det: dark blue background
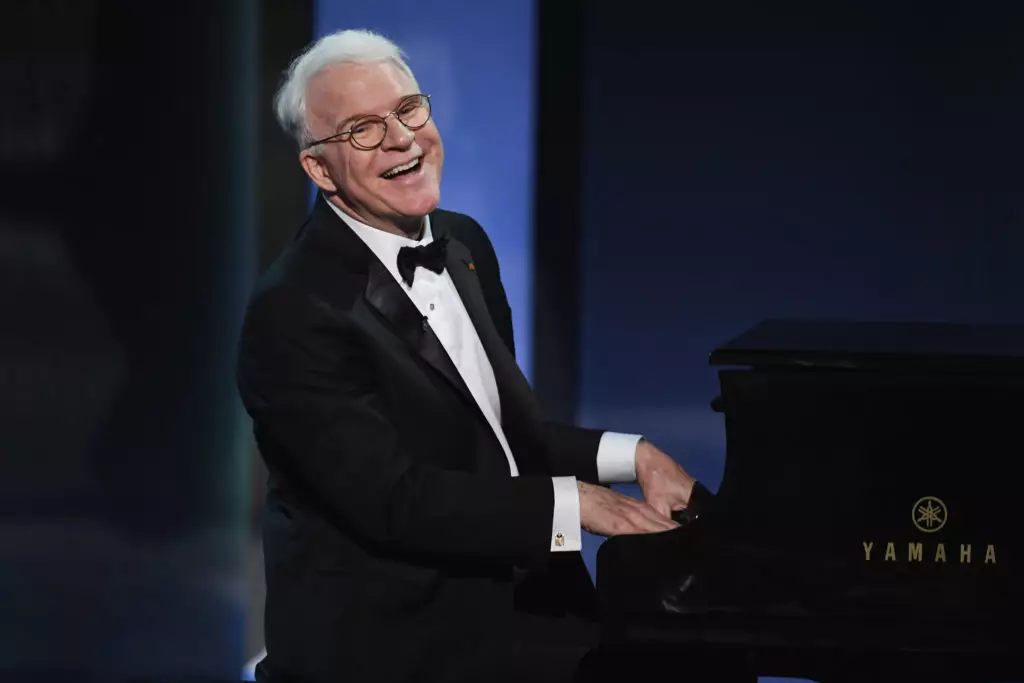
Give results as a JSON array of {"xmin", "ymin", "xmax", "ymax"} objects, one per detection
[
  {"xmin": 574, "ymin": 0, "xmax": 1024, "ymax": 590},
  {"xmin": 575, "ymin": 11, "xmax": 1022, "ymax": 680}
]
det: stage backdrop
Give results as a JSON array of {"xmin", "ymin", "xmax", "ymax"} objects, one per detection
[
  {"xmin": 575, "ymin": 6, "xmax": 1023, "ymax": 682},
  {"xmin": 576, "ymin": 1, "xmax": 1024, "ymax": 547},
  {"xmin": 314, "ymin": 0, "xmax": 537, "ymax": 378}
]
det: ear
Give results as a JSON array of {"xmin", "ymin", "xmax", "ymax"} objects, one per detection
[{"xmin": 299, "ymin": 150, "xmax": 338, "ymax": 194}]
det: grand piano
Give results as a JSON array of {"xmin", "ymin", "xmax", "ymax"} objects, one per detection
[{"xmin": 593, "ymin": 319, "xmax": 1023, "ymax": 683}]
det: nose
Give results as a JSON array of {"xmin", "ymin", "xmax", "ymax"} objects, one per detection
[{"xmin": 380, "ymin": 113, "xmax": 414, "ymax": 151}]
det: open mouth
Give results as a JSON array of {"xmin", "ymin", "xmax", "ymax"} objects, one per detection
[{"xmin": 380, "ymin": 157, "xmax": 422, "ymax": 179}]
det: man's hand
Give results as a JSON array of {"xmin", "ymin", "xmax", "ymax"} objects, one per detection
[
  {"xmin": 635, "ymin": 440, "xmax": 696, "ymax": 520},
  {"xmin": 577, "ymin": 481, "xmax": 679, "ymax": 537}
]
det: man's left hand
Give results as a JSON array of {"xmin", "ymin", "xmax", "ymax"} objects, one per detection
[{"xmin": 635, "ymin": 440, "xmax": 696, "ymax": 520}]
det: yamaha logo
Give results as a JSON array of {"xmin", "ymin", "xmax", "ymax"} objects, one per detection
[
  {"xmin": 912, "ymin": 496, "xmax": 947, "ymax": 533},
  {"xmin": 862, "ymin": 495, "xmax": 996, "ymax": 565}
]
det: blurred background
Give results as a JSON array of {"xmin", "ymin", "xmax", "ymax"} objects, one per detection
[{"xmin": 2, "ymin": 0, "xmax": 1021, "ymax": 681}]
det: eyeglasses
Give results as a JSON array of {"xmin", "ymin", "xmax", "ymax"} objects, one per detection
[{"xmin": 304, "ymin": 93, "xmax": 432, "ymax": 151}]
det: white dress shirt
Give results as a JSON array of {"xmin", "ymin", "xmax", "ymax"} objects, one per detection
[{"xmin": 327, "ymin": 201, "xmax": 641, "ymax": 552}]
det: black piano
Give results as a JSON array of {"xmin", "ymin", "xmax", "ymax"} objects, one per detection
[{"xmin": 593, "ymin": 319, "xmax": 1024, "ymax": 683}]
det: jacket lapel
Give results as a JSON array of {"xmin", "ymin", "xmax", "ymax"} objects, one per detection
[
  {"xmin": 363, "ymin": 254, "xmax": 479, "ymax": 410},
  {"xmin": 305, "ymin": 196, "xmax": 478, "ymax": 409}
]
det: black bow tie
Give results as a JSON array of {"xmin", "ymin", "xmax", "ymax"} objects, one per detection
[{"xmin": 396, "ymin": 236, "xmax": 449, "ymax": 286}]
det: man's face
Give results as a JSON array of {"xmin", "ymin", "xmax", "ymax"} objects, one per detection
[{"xmin": 301, "ymin": 61, "xmax": 444, "ymax": 233}]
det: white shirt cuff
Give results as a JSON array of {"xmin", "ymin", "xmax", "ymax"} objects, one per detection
[
  {"xmin": 550, "ymin": 476, "xmax": 582, "ymax": 552},
  {"xmin": 596, "ymin": 432, "xmax": 642, "ymax": 483}
]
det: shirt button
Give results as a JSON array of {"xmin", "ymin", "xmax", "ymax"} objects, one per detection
[{"xmin": 429, "ymin": 303, "xmax": 435, "ymax": 311}]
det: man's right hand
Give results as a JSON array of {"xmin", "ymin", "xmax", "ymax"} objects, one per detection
[{"xmin": 577, "ymin": 481, "xmax": 679, "ymax": 537}]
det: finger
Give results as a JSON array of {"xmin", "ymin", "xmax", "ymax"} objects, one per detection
[
  {"xmin": 649, "ymin": 499, "xmax": 673, "ymax": 520},
  {"xmin": 613, "ymin": 493, "xmax": 678, "ymax": 532},
  {"xmin": 628, "ymin": 503, "xmax": 679, "ymax": 532},
  {"xmin": 654, "ymin": 513, "xmax": 681, "ymax": 531},
  {"xmin": 647, "ymin": 503, "xmax": 681, "ymax": 530},
  {"xmin": 608, "ymin": 507, "xmax": 659, "ymax": 535},
  {"xmin": 633, "ymin": 498, "xmax": 675, "ymax": 524},
  {"xmin": 634, "ymin": 514, "xmax": 679, "ymax": 533}
]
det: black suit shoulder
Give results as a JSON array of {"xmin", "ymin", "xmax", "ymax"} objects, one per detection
[
  {"xmin": 243, "ymin": 203, "xmax": 517, "ymax": 358},
  {"xmin": 236, "ymin": 215, "xmax": 375, "ymax": 413},
  {"xmin": 433, "ymin": 208, "xmax": 501, "ymax": 275},
  {"xmin": 247, "ymin": 219, "xmax": 367, "ymax": 324}
]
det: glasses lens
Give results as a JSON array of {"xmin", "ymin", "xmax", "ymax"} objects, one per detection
[
  {"xmin": 350, "ymin": 118, "xmax": 387, "ymax": 149},
  {"xmin": 397, "ymin": 95, "xmax": 430, "ymax": 129}
]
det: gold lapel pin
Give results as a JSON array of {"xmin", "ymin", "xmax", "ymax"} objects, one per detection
[{"xmin": 467, "ymin": 262, "xmax": 475, "ymax": 271}]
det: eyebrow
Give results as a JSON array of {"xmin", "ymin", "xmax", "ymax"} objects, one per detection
[
  {"xmin": 332, "ymin": 113, "xmax": 362, "ymax": 133},
  {"xmin": 331, "ymin": 94, "xmax": 417, "ymax": 132}
]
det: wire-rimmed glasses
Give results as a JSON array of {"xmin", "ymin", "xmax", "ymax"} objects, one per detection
[{"xmin": 304, "ymin": 93, "xmax": 432, "ymax": 151}]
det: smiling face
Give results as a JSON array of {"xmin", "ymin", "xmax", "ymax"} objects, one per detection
[{"xmin": 299, "ymin": 60, "xmax": 444, "ymax": 236}]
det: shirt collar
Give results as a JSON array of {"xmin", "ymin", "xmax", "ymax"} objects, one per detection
[{"xmin": 323, "ymin": 197, "xmax": 433, "ymax": 286}]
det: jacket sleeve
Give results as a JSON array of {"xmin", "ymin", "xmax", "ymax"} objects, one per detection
[
  {"xmin": 236, "ymin": 284, "xmax": 555, "ymax": 568},
  {"xmin": 540, "ymin": 423, "xmax": 603, "ymax": 484}
]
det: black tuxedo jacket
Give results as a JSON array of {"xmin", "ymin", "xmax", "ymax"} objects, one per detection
[{"xmin": 236, "ymin": 196, "xmax": 604, "ymax": 682}]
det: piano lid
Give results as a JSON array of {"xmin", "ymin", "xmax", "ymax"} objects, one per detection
[{"xmin": 708, "ymin": 318, "xmax": 1024, "ymax": 371}]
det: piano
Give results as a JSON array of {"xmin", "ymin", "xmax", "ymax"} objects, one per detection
[{"xmin": 592, "ymin": 319, "xmax": 1024, "ymax": 683}]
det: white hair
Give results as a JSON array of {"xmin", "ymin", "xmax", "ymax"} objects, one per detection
[{"xmin": 274, "ymin": 29, "xmax": 419, "ymax": 152}]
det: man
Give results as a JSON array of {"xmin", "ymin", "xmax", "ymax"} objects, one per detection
[{"xmin": 236, "ymin": 29, "xmax": 701, "ymax": 683}]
